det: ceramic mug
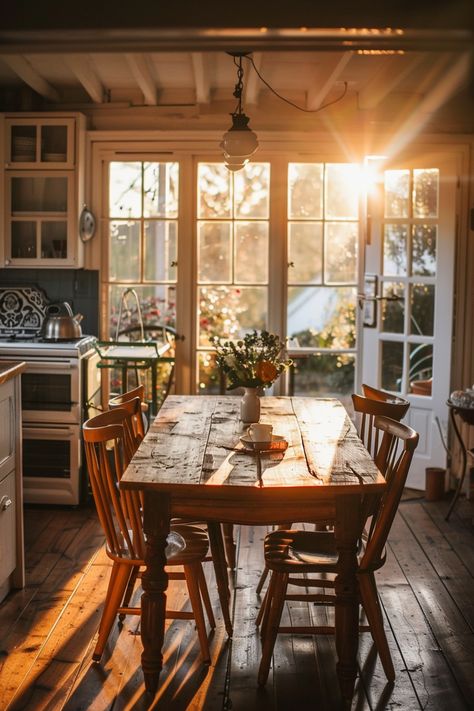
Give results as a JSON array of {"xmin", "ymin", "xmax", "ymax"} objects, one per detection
[{"xmin": 247, "ymin": 423, "xmax": 273, "ymax": 442}]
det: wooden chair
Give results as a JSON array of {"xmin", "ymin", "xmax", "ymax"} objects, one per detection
[
  {"xmin": 257, "ymin": 416, "xmax": 419, "ymax": 686},
  {"xmin": 362, "ymin": 383, "xmax": 410, "ymax": 405},
  {"xmin": 83, "ymin": 407, "xmax": 139, "ymax": 467},
  {"xmin": 255, "ymin": 390, "xmax": 411, "ymax": 596},
  {"xmin": 109, "ymin": 385, "xmax": 147, "ymax": 450},
  {"xmin": 109, "ymin": 385, "xmax": 234, "ymax": 636},
  {"xmin": 83, "ymin": 410, "xmax": 216, "ymax": 663},
  {"xmin": 352, "ymin": 392, "xmax": 410, "ymax": 459}
]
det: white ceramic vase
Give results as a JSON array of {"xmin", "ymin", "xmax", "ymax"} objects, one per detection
[{"xmin": 240, "ymin": 387, "xmax": 261, "ymax": 423}]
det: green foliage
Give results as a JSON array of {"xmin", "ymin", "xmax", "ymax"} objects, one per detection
[{"xmin": 210, "ymin": 330, "xmax": 292, "ymax": 390}]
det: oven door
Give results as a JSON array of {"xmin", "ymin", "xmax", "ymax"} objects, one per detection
[
  {"xmin": 22, "ymin": 423, "xmax": 81, "ymax": 505},
  {"xmin": 20, "ymin": 357, "xmax": 81, "ymax": 424}
]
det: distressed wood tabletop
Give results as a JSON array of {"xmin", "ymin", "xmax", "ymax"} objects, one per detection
[{"xmin": 121, "ymin": 395, "xmax": 384, "ymax": 495}]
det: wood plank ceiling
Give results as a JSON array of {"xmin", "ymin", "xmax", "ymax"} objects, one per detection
[{"xmin": 0, "ymin": 49, "xmax": 472, "ymax": 134}]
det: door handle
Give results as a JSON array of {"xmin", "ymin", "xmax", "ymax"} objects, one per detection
[
  {"xmin": 0, "ymin": 496, "xmax": 13, "ymax": 512},
  {"xmin": 357, "ymin": 293, "xmax": 404, "ymax": 302}
]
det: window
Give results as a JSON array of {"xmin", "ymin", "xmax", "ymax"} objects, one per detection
[
  {"xmin": 286, "ymin": 163, "xmax": 359, "ymax": 402},
  {"xmin": 196, "ymin": 162, "xmax": 270, "ymax": 392},
  {"xmin": 104, "ymin": 154, "xmax": 360, "ymax": 398},
  {"xmin": 107, "ymin": 161, "xmax": 178, "ymax": 335}
]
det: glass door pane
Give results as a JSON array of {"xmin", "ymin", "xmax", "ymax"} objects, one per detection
[
  {"xmin": 11, "ymin": 125, "xmax": 37, "ymax": 163},
  {"xmin": 287, "ymin": 162, "xmax": 359, "ymax": 407},
  {"xmin": 379, "ymin": 168, "xmax": 439, "ymax": 397},
  {"xmin": 196, "ymin": 162, "xmax": 270, "ymax": 392},
  {"xmin": 11, "ymin": 176, "xmax": 68, "ymax": 213},
  {"xmin": 106, "ymin": 160, "xmax": 179, "ymax": 407}
]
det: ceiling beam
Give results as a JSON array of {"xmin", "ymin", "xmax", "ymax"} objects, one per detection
[
  {"xmin": 0, "ymin": 28, "xmax": 471, "ymax": 54},
  {"xmin": 2, "ymin": 54, "xmax": 60, "ymax": 101},
  {"xmin": 358, "ymin": 54, "xmax": 426, "ymax": 110},
  {"xmin": 243, "ymin": 52, "xmax": 263, "ymax": 107},
  {"xmin": 125, "ymin": 53, "xmax": 157, "ymax": 105},
  {"xmin": 191, "ymin": 52, "xmax": 210, "ymax": 104},
  {"xmin": 66, "ymin": 53, "xmax": 104, "ymax": 103},
  {"xmin": 306, "ymin": 52, "xmax": 352, "ymax": 110}
]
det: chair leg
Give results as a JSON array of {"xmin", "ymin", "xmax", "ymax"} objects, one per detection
[
  {"xmin": 93, "ymin": 562, "xmax": 133, "ymax": 661},
  {"xmin": 223, "ymin": 523, "xmax": 236, "ymax": 569},
  {"xmin": 255, "ymin": 580, "xmax": 269, "ymax": 628},
  {"xmin": 256, "ymin": 564, "xmax": 270, "ymax": 595},
  {"xmin": 198, "ymin": 565, "xmax": 216, "ymax": 629},
  {"xmin": 259, "ymin": 570, "xmax": 279, "ymax": 641},
  {"xmin": 257, "ymin": 571, "xmax": 288, "ymax": 686},
  {"xmin": 184, "ymin": 563, "xmax": 211, "ymax": 664},
  {"xmin": 119, "ymin": 565, "xmax": 140, "ymax": 621},
  {"xmin": 207, "ymin": 522, "xmax": 233, "ymax": 636},
  {"xmin": 358, "ymin": 572, "xmax": 395, "ymax": 682}
]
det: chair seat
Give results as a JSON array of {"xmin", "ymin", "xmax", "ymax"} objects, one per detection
[
  {"xmin": 264, "ymin": 529, "xmax": 383, "ymax": 574},
  {"xmin": 265, "ymin": 529, "xmax": 338, "ymax": 572}
]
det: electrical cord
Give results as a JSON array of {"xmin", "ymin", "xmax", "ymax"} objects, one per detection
[{"xmin": 246, "ymin": 54, "xmax": 348, "ymax": 113}]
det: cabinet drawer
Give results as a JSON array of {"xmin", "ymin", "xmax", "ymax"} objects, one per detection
[
  {"xmin": 0, "ymin": 470, "xmax": 16, "ymax": 582},
  {"xmin": 0, "ymin": 380, "xmax": 15, "ymax": 481}
]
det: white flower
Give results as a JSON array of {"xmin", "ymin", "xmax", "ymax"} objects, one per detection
[{"xmin": 224, "ymin": 354, "xmax": 236, "ymax": 368}]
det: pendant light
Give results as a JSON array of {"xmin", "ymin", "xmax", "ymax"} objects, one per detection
[{"xmin": 221, "ymin": 54, "xmax": 259, "ymax": 172}]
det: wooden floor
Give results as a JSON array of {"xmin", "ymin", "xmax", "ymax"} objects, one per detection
[{"xmin": 0, "ymin": 492, "xmax": 473, "ymax": 711}]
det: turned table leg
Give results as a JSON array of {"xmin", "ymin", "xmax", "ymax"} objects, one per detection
[
  {"xmin": 140, "ymin": 491, "xmax": 171, "ymax": 694},
  {"xmin": 334, "ymin": 494, "xmax": 363, "ymax": 709}
]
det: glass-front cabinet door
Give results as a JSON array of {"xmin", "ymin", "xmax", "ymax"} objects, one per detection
[
  {"xmin": 1, "ymin": 112, "xmax": 85, "ymax": 268},
  {"xmin": 6, "ymin": 171, "xmax": 74, "ymax": 263},
  {"xmin": 5, "ymin": 118, "xmax": 75, "ymax": 168}
]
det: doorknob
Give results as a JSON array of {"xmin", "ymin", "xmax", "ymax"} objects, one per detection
[
  {"xmin": 357, "ymin": 294, "xmax": 404, "ymax": 302},
  {"xmin": 0, "ymin": 496, "xmax": 13, "ymax": 512}
]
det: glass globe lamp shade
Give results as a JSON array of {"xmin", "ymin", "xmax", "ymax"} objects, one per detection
[
  {"xmin": 221, "ymin": 112, "xmax": 259, "ymax": 166},
  {"xmin": 225, "ymin": 161, "xmax": 248, "ymax": 172}
]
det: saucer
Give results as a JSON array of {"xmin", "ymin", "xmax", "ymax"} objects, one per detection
[{"xmin": 239, "ymin": 434, "xmax": 288, "ymax": 452}]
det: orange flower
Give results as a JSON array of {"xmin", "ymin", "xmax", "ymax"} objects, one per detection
[{"xmin": 256, "ymin": 360, "xmax": 277, "ymax": 383}]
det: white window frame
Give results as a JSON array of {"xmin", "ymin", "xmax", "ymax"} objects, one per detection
[{"xmin": 87, "ymin": 135, "xmax": 367, "ymax": 396}]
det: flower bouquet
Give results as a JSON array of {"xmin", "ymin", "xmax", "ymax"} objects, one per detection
[
  {"xmin": 210, "ymin": 330, "xmax": 292, "ymax": 422},
  {"xmin": 210, "ymin": 330, "xmax": 292, "ymax": 390}
]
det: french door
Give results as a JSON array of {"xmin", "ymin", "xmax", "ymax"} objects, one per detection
[
  {"xmin": 101, "ymin": 151, "xmax": 361, "ymax": 403},
  {"xmin": 361, "ymin": 154, "xmax": 458, "ymax": 488}
]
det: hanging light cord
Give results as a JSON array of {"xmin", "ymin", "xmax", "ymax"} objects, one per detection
[
  {"xmin": 232, "ymin": 55, "xmax": 245, "ymax": 115},
  {"xmin": 245, "ymin": 54, "xmax": 348, "ymax": 113}
]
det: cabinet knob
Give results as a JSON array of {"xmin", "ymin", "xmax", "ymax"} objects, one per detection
[{"xmin": 0, "ymin": 496, "xmax": 13, "ymax": 512}]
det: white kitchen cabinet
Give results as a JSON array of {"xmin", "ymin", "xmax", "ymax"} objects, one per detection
[
  {"xmin": 0, "ymin": 113, "xmax": 86, "ymax": 268},
  {"xmin": 0, "ymin": 363, "xmax": 25, "ymax": 603}
]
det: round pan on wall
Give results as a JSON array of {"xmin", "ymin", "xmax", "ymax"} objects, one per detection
[{"xmin": 79, "ymin": 205, "xmax": 96, "ymax": 243}]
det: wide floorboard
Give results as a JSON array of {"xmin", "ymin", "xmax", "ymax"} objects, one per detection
[{"xmin": 0, "ymin": 492, "xmax": 473, "ymax": 710}]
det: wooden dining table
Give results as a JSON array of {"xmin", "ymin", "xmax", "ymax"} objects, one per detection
[{"xmin": 120, "ymin": 394, "xmax": 386, "ymax": 708}]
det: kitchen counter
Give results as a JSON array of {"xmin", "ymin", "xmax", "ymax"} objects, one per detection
[{"xmin": 0, "ymin": 360, "xmax": 26, "ymax": 385}]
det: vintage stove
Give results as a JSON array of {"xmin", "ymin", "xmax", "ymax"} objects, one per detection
[{"xmin": 0, "ymin": 287, "xmax": 100, "ymax": 504}]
